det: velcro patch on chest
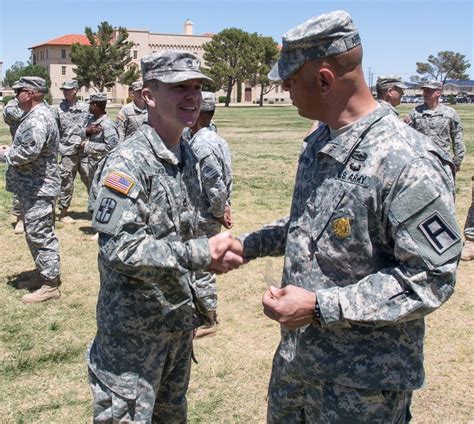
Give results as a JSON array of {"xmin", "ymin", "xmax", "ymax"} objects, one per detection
[
  {"xmin": 418, "ymin": 212, "xmax": 460, "ymax": 254},
  {"xmin": 104, "ymin": 171, "xmax": 135, "ymax": 195}
]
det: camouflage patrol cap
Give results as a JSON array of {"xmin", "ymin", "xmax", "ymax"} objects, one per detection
[
  {"xmin": 201, "ymin": 92, "xmax": 216, "ymax": 112},
  {"xmin": 269, "ymin": 10, "xmax": 361, "ymax": 81},
  {"xmin": 141, "ymin": 50, "xmax": 212, "ymax": 84},
  {"xmin": 421, "ymin": 80, "xmax": 443, "ymax": 90},
  {"xmin": 12, "ymin": 76, "xmax": 48, "ymax": 93},
  {"xmin": 131, "ymin": 80, "xmax": 143, "ymax": 91},
  {"xmin": 89, "ymin": 93, "xmax": 107, "ymax": 102},
  {"xmin": 376, "ymin": 75, "xmax": 407, "ymax": 91},
  {"xmin": 60, "ymin": 79, "xmax": 79, "ymax": 90}
]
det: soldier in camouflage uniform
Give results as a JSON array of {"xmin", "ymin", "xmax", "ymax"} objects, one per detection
[
  {"xmin": 187, "ymin": 91, "xmax": 233, "ymax": 338},
  {"xmin": 0, "ymin": 77, "xmax": 62, "ymax": 303},
  {"xmin": 3, "ymin": 96, "xmax": 26, "ymax": 234},
  {"xmin": 81, "ymin": 92, "xmax": 119, "ymax": 190},
  {"xmin": 376, "ymin": 75, "xmax": 407, "ymax": 115},
  {"xmin": 220, "ymin": 11, "xmax": 461, "ymax": 422},
  {"xmin": 56, "ymin": 79, "xmax": 90, "ymax": 224},
  {"xmin": 86, "ymin": 50, "xmax": 241, "ymax": 423},
  {"xmin": 405, "ymin": 80, "xmax": 465, "ymax": 172},
  {"xmin": 461, "ymin": 179, "xmax": 474, "ymax": 260},
  {"xmin": 115, "ymin": 80, "xmax": 148, "ymax": 143}
]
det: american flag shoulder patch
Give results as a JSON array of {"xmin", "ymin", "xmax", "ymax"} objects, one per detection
[{"xmin": 104, "ymin": 171, "xmax": 135, "ymax": 195}]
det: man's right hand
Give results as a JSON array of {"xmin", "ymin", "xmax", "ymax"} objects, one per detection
[
  {"xmin": 208, "ymin": 232, "xmax": 244, "ymax": 274},
  {"xmin": 85, "ymin": 124, "xmax": 101, "ymax": 136}
]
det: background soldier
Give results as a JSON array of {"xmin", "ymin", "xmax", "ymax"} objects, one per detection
[
  {"xmin": 81, "ymin": 92, "xmax": 119, "ymax": 190},
  {"xmin": 115, "ymin": 80, "xmax": 147, "ymax": 142},
  {"xmin": 0, "ymin": 77, "xmax": 62, "ymax": 303},
  {"xmin": 187, "ymin": 91, "xmax": 233, "ymax": 338},
  {"xmin": 2, "ymin": 95, "xmax": 26, "ymax": 234},
  {"xmin": 461, "ymin": 178, "xmax": 474, "ymax": 260},
  {"xmin": 86, "ymin": 50, "xmax": 241, "ymax": 423},
  {"xmin": 405, "ymin": 80, "xmax": 465, "ymax": 172},
  {"xmin": 56, "ymin": 79, "xmax": 90, "ymax": 224},
  {"xmin": 219, "ymin": 10, "xmax": 461, "ymax": 422},
  {"xmin": 376, "ymin": 74, "xmax": 407, "ymax": 114}
]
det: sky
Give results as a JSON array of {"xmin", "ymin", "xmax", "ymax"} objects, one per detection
[{"xmin": 1, "ymin": 0, "xmax": 473, "ymax": 83}]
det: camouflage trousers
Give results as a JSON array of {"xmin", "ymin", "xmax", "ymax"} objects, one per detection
[
  {"xmin": 87, "ymin": 329, "xmax": 193, "ymax": 423},
  {"xmin": 267, "ymin": 344, "xmax": 412, "ymax": 423},
  {"xmin": 19, "ymin": 196, "xmax": 60, "ymax": 281},
  {"xmin": 57, "ymin": 154, "xmax": 90, "ymax": 211},
  {"xmin": 464, "ymin": 176, "xmax": 474, "ymax": 239},
  {"xmin": 12, "ymin": 194, "xmax": 22, "ymax": 217}
]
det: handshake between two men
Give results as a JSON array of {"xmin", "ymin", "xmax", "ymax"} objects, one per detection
[{"xmin": 207, "ymin": 231, "xmax": 317, "ymax": 330}]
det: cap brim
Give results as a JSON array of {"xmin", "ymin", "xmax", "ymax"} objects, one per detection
[
  {"xmin": 395, "ymin": 83, "xmax": 407, "ymax": 89},
  {"xmin": 151, "ymin": 71, "xmax": 213, "ymax": 84},
  {"xmin": 268, "ymin": 54, "xmax": 304, "ymax": 82}
]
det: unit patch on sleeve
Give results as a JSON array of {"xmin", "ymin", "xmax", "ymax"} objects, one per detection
[
  {"xmin": 95, "ymin": 197, "xmax": 117, "ymax": 224},
  {"xmin": 418, "ymin": 212, "xmax": 460, "ymax": 254},
  {"xmin": 104, "ymin": 171, "xmax": 135, "ymax": 195}
]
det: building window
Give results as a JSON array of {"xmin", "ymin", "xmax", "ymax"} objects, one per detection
[
  {"xmin": 107, "ymin": 86, "xmax": 112, "ymax": 92},
  {"xmin": 275, "ymin": 86, "xmax": 279, "ymax": 93},
  {"xmin": 61, "ymin": 66, "xmax": 66, "ymax": 76},
  {"xmin": 46, "ymin": 49, "xmax": 48, "ymax": 59},
  {"xmin": 85, "ymin": 87, "xmax": 89, "ymax": 92},
  {"xmin": 133, "ymin": 50, "xmax": 138, "ymax": 59},
  {"xmin": 61, "ymin": 49, "xmax": 66, "ymax": 59}
]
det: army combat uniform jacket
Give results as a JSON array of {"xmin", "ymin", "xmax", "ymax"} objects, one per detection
[
  {"xmin": 240, "ymin": 105, "xmax": 461, "ymax": 391},
  {"xmin": 188, "ymin": 127, "xmax": 233, "ymax": 235},
  {"xmin": 115, "ymin": 101, "xmax": 148, "ymax": 143},
  {"xmin": 407, "ymin": 103, "xmax": 465, "ymax": 170},
  {"xmin": 56, "ymin": 99, "xmax": 90, "ymax": 156},
  {"xmin": 3, "ymin": 98, "xmax": 25, "ymax": 138},
  {"xmin": 5, "ymin": 102, "xmax": 60, "ymax": 197}
]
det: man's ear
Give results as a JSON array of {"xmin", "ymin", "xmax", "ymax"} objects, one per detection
[
  {"xmin": 319, "ymin": 68, "xmax": 334, "ymax": 95},
  {"xmin": 142, "ymin": 87, "xmax": 157, "ymax": 108}
]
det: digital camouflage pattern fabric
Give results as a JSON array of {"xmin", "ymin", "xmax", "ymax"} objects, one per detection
[
  {"xmin": 407, "ymin": 103, "xmax": 465, "ymax": 170},
  {"xmin": 82, "ymin": 114, "xmax": 119, "ymax": 188},
  {"xmin": 239, "ymin": 105, "xmax": 461, "ymax": 396},
  {"xmin": 3, "ymin": 97, "xmax": 25, "ymax": 138},
  {"xmin": 115, "ymin": 101, "xmax": 148, "ymax": 143},
  {"xmin": 87, "ymin": 123, "xmax": 213, "ymax": 422},
  {"xmin": 3, "ymin": 102, "xmax": 61, "ymax": 281}
]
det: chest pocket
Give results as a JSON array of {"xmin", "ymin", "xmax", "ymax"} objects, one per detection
[{"xmin": 148, "ymin": 182, "xmax": 176, "ymax": 239}]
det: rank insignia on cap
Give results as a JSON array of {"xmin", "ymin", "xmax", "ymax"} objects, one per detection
[
  {"xmin": 331, "ymin": 217, "xmax": 352, "ymax": 239},
  {"xmin": 104, "ymin": 171, "xmax": 134, "ymax": 195}
]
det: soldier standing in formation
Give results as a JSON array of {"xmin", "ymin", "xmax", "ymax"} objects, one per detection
[
  {"xmin": 56, "ymin": 79, "xmax": 90, "ymax": 224},
  {"xmin": 220, "ymin": 10, "xmax": 461, "ymax": 422},
  {"xmin": 461, "ymin": 180, "xmax": 474, "ymax": 261},
  {"xmin": 81, "ymin": 93, "xmax": 119, "ymax": 191},
  {"xmin": 86, "ymin": 50, "xmax": 241, "ymax": 422},
  {"xmin": 2, "ymin": 96, "xmax": 26, "ymax": 234},
  {"xmin": 186, "ymin": 91, "xmax": 233, "ymax": 338},
  {"xmin": 405, "ymin": 80, "xmax": 465, "ymax": 173},
  {"xmin": 115, "ymin": 80, "xmax": 148, "ymax": 143},
  {"xmin": 375, "ymin": 75, "xmax": 407, "ymax": 114},
  {"xmin": 0, "ymin": 77, "xmax": 62, "ymax": 304}
]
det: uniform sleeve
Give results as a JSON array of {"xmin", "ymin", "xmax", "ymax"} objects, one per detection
[
  {"xmin": 115, "ymin": 108, "xmax": 127, "ymax": 143},
  {"xmin": 200, "ymin": 151, "xmax": 228, "ymax": 218},
  {"xmin": 91, "ymin": 158, "xmax": 211, "ymax": 281},
  {"xmin": 450, "ymin": 110, "xmax": 465, "ymax": 169},
  {"xmin": 86, "ymin": 122, "xmax": 119, "ymax": 156},
  {"xmin": 316, "ymin": 158, "xmax": 461, "ymax": 328},
  {"xmin": 238, "ymin": 216, "xmax": 290, "ymax": 259},
  {"xmin": 5, "ymin": 120, "xmax": 48, "ymax": 166},
  {"xmin": 3, "ymin": 102, "xmax": 24, "ymax": 126}
]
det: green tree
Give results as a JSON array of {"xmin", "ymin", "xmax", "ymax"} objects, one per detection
[
  {"xmin": 249, "ymin": 35, "xmax": 280, "ymax": 106},
  {"xmin": 203, "ymin": 28, "xmax": 261, "ymax": 107},
  {"xmin": 3, "ymin": 61, "xmax": 53, "ymax": 103},
  {"xmin": 70, "ymin": 21, "xmax": 140, "ymax": 92},
  {"xmin": 416, "ymin": 51, "xmax": 470, "ymax": 84}
]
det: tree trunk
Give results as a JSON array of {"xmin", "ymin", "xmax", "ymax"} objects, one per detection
[
  {"xmin": 225, "ymin": 77, "xmax": 233, "ymax": 107},
  {"xmin": 237, "ymin": 80, "xmax": 242, "ymax": 103},
  {"xmin": 259, "ymin": 85, "xmax": 264, "ymax": 107}
]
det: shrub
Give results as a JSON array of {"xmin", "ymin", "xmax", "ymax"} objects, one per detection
[
  {"xmin": 218, "ymin": 96, "xmax": 227, "ymax": 104},
  {"xmin": 2, "ymin": 96, "xmax": 13, "ymax": 106}
]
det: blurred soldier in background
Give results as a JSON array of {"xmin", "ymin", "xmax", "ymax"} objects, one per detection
[
  {"xmin": 2, "ymin": 95, "xmax": 26, "ymax": 234},
  {"xmin": 186, "ymin": 91, "xmax": 233, "ymax": 338},
  {"xmin": 0, "ymin": 77, "xmax": 62, "ymax": 303},
  {"xmin": 461, "ymin": 178, "xmax": 474, "ymax": 261},
  {"xmin": 56, "ymin": 79, "xmax": 90, "ymax": 224},
  {"xmin": 376, "ymin": 75, "xmax": 407, "ymax": 114},
  {"xmin": 405, "ymin": 80, "xmax": 465, "ymax": 173},
  {"xmin": 115, "ymin": 80, "xmax": 147, "ymax": 143}
]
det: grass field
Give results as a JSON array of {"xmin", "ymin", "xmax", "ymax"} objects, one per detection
[{"xmin": 0, "ymin": 104, "xmax": 473, "ymax": 423}]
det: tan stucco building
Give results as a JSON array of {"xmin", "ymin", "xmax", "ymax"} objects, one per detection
[{"xmin": 29, "ymin": 20, "xmax": 290, "ymax": 105}]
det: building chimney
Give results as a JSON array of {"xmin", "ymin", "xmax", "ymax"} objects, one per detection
[{"xmin": 184, "ymin": 19, "xmax": 193, "ymax": 36}]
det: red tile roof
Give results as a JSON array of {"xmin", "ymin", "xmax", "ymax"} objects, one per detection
[{"xmin": 30, "ymin": 34, "xmax": 90, "ymax": 49}]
